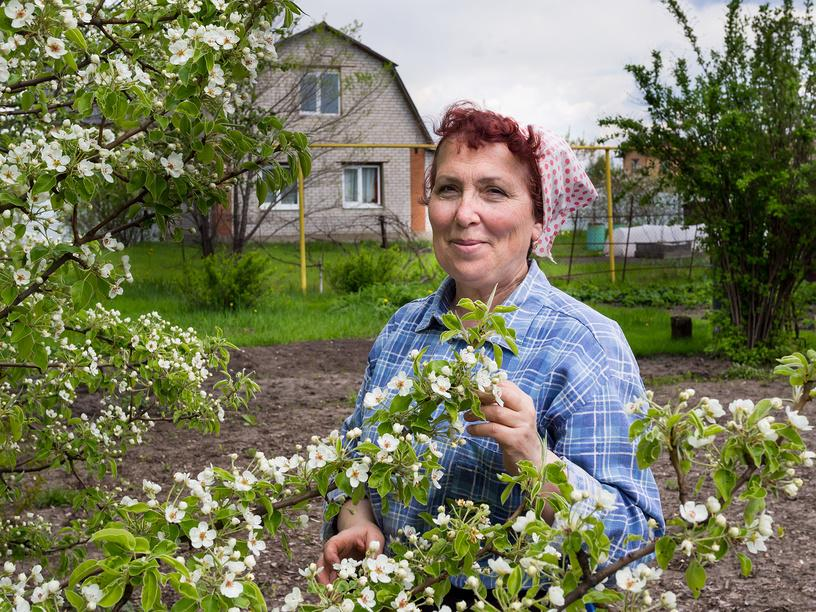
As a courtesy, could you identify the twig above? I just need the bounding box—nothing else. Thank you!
[0,253,76,319]
[559,540,657,609]
[668,440,689,506]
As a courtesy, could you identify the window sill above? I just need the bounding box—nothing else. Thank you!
[342,202,382,210]
[299,111,341,117]
[260,204,300,211]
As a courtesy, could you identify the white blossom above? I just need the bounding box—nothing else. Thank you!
[13,268,30,286]
[5,0,36,28]
[44,37,67,59]
[160,152,184,178]
[487,557,512,575]
[786,407,812,431]
[680,500,708,524]
[220,574,243,598]
[189,521,216,548]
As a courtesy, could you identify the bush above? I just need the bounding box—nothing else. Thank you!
[327,245,406,293]
[333,281,434,317]
[186,251,271,310]
[559,280,712,308]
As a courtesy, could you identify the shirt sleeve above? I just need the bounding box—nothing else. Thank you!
[538,322,665,562]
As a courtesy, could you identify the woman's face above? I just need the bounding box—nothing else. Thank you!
[429,138,542,298]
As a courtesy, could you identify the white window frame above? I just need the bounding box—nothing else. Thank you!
[259,165,299,211]
[299,70,341,116]
[342,164,382,209]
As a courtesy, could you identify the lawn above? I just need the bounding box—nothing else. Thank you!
[103,241,725,356]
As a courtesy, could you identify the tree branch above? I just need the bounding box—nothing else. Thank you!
[559,540,657,609]
[0,253,75,320]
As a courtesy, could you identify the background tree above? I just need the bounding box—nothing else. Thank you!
[601,0,816,352]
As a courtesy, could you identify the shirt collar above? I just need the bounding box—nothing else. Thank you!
[415,260,550,350]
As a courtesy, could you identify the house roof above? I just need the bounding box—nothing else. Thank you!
[279,21,433,144]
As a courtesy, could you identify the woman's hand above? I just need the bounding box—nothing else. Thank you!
[316,521,385,584]
[464,380,550,475]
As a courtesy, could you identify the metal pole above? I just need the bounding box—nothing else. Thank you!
[688,226,697,281]
[567,211,578,283]
[298,165,306,294]
[605,149,616,283]
[622,198,634,283]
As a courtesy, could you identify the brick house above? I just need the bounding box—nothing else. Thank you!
[236,22,434,243]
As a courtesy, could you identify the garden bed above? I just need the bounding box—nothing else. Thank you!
[73,341,814,609]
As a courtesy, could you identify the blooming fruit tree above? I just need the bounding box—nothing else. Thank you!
[0,0,815,610]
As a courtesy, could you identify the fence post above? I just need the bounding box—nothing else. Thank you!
[688,226,698,281]
[605,148,616,283]
[622,199,634,283]
[298,165,306,294]
[567,211,579,283]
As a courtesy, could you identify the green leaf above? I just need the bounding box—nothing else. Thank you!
[141,569,160,610]
[507,566,523,599]
[69,559,99,588]
[99,580,126,607]
[65,589,86,609]
[655,536,677,570]
[31,342,48,371]
[171,599,199,612]
[90,527,136,551]
[65,28,88,51]
[713,468,736,502]
[737,552,752,577]
[685,559,706,598]
[32,173,57,195]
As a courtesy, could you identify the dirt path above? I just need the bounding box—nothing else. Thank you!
[114,340,812,610]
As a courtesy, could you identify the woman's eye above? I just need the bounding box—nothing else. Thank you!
[485,187,507,198]
[436,185,458,196]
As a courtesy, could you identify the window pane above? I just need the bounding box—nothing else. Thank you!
[320,72,340,114]
[299,74,318,112]
[280,183,298,205]
[344,168,358,202]
[362,167,378,203]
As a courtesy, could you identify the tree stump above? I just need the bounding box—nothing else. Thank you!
[671,315,692,339]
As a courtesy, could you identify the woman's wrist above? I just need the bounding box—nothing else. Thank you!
[336,497,376,531]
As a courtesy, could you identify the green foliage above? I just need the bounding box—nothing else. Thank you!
[601,0,816,350]
[185,251,271,311]
[326,246,406,293]
[562,280,711,307]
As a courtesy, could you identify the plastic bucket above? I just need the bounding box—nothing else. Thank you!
[586,223,606,252]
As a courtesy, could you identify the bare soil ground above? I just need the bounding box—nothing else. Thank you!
[105,341,815,610]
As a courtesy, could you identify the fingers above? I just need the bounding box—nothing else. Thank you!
[491,381,532,413]
[464,404,518,428]
[466,420,509,440]
[315,552,335,585]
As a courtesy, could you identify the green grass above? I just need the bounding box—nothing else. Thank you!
[593,305,711,355]
[105,241,715,356]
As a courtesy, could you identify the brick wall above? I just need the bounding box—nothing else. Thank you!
[245,31,434,242]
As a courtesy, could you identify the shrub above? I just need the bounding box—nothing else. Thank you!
[327,245,406,293]
[559,280,712,308]
[186,251,271,310]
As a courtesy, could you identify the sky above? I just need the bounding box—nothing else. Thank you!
[292,0,791,143]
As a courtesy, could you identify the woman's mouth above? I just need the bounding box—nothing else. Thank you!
[450,239,486,253]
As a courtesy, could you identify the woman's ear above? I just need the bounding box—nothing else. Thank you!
[532,220,544,242]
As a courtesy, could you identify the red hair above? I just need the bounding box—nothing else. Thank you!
[423,102,543,221]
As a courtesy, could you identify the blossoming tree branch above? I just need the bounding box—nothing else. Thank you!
[1,0,816,610]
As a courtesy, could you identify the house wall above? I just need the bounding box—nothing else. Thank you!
[247,31,432,242]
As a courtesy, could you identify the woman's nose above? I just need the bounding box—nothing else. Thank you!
[453,189,480,226]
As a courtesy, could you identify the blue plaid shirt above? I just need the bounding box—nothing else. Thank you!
[323,260,664,577]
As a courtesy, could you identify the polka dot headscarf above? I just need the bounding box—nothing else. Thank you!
[529,127,598,262]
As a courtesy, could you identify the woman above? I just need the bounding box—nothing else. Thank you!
[317,103,664,597]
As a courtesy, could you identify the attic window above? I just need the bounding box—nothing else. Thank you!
[300,71,340,115]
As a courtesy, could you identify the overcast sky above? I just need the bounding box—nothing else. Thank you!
[294,0,794,143]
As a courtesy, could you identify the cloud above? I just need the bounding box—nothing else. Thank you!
[294,1,779,141]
